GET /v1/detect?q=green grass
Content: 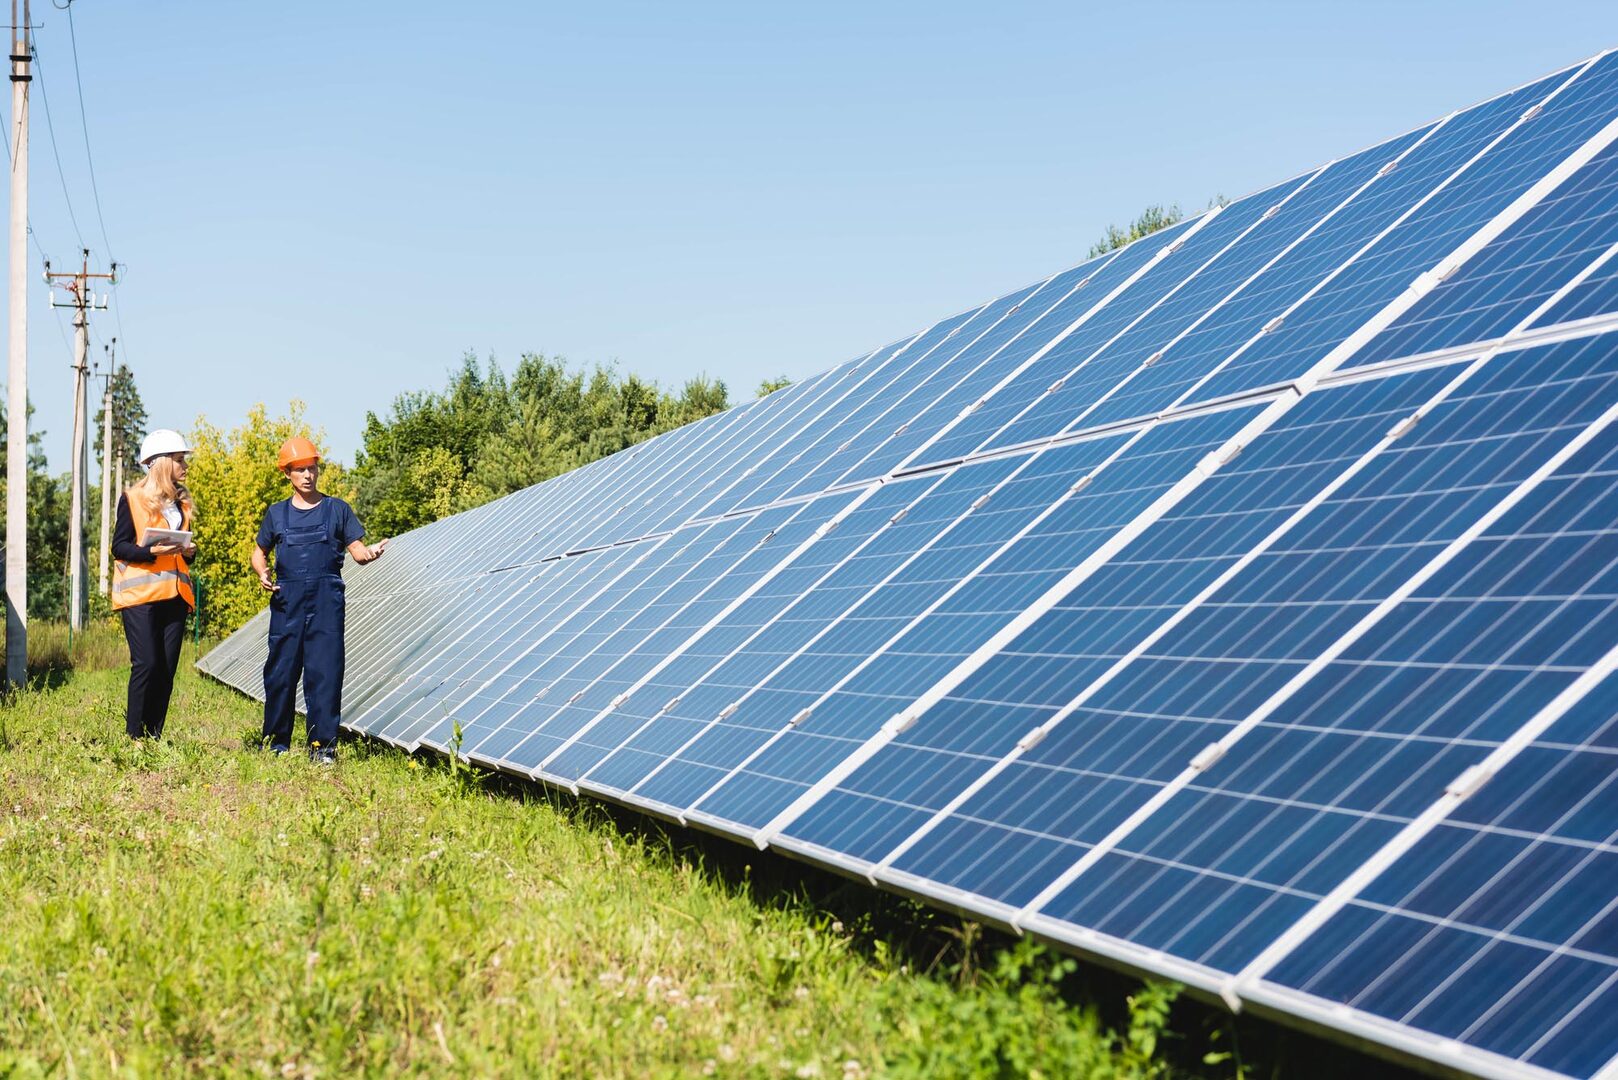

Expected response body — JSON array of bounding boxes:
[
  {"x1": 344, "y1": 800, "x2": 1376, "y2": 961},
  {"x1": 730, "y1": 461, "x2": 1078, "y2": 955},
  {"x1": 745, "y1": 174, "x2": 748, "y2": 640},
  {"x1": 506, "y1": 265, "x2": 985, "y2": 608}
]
[{"x1": 0, "y1": 644, "x2": 1209, "y2": 1079}]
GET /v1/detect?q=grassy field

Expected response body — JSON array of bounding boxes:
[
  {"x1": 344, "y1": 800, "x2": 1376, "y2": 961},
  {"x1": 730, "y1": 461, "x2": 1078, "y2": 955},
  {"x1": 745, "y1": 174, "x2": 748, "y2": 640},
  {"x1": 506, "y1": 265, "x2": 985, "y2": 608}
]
[{"x1": 0, "y1": 625, "x2": 1399, "y2": 1079}]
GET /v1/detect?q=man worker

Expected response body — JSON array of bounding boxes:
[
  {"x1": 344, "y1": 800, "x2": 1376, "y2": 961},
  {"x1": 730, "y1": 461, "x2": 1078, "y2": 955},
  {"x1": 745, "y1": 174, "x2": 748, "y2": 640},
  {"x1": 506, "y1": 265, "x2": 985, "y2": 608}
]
[{"x1": 252, "y1": 436, "x2": 389, "y2": 763}]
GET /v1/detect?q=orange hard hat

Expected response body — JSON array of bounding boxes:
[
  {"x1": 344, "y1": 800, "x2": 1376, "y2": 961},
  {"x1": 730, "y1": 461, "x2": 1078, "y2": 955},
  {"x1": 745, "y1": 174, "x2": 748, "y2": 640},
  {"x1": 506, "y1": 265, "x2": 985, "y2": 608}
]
[{"x1": 277, "y1": 436, "x2": 321, "y2": 471}]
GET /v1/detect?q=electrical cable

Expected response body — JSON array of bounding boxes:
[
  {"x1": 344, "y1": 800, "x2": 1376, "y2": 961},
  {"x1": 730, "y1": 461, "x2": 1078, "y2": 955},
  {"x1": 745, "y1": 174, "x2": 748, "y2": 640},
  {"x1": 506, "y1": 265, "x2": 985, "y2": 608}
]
[
  {"x1": 64, "y1": 0, "x2": 113, "y2": 263},
  {"x1": 31, "y1": 48, "x2": 86, "y2": 251}
]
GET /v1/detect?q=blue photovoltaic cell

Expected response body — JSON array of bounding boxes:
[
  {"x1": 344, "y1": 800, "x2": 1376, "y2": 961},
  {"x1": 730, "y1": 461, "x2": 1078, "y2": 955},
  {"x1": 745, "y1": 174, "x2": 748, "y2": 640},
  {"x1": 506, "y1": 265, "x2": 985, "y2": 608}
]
[
  {"x1": 827, "y1": 262, "x2": 1106, "y2": 486},
  {"x1": 1532, "y1": 245, "x2": 1618, "y2": 327},
  {"x1": 651, "y1": 436, "x2": 1132, "y2": 828},
  {"x1": 780, "y1": 280, "x2": 1049, "y2": 500},
  {"x1": 600, "y1": 456, "x2": 1029, "y2": 811},
  {"x1": 1066, "y1": 68, "x2": 1575, "y2": 430},
  {"x1": 978, "y1": 125, "x2": 1438, "y2": 454},
  {"x1": 337, "y1": 571, "x2": 522, "y2": 727},
  {"x1": 1354, "y1": 139, "x2": 1618, "y2": 364},
  {"x1": 1031, "y1": 334, "x2": 1618, "y2": 973},
  {"x1": 788, "y1": 364, "x2": 1459, "y2": 884},
  {"x1": 1189, "y1": 53, "x2": 1618, "y2": 403},
  {"x1": 356, "y1": 546, "x2": 648, "y2": 747},
  {"x1": 923, "y1": 173, "x2": 1321, "y2": 459},
  {"x1": 919, "y1": 216, "x2": 1211, "y2": 467},
  {"x1": 580, "y1": 459, "x2": 1026, "y2": 806},
  {"x1": 615, "y1": 358, "x2": 880, "y2": 539},
  {"x1": 828, "y1": 272, "x2": 1111, "y2": 491},
  {"x1": 527, "y1": 491, "x2": 861, "y2": 779},
  {"x1": 717, "y1": 306, "x2": 990, "y2": 513},
  {"x1": 569, "y1": 476, "x2": 954, "y2": 798},
  {"x1": 1265, "y1": 679, "x2": 1618, "y2": 1080},
  {"x1": 700, "y1": 404, "x2": 1263, "y2": 835},
  {"x1": 440, "y1": 516, "x2": 767, "y2": 762}
]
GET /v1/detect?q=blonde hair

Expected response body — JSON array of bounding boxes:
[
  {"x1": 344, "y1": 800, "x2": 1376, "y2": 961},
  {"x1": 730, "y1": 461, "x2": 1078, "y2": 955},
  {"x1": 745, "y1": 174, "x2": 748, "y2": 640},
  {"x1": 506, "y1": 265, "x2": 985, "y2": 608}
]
[{"x1": 130, "y1": 455, "x2": 194, "y2": 519}]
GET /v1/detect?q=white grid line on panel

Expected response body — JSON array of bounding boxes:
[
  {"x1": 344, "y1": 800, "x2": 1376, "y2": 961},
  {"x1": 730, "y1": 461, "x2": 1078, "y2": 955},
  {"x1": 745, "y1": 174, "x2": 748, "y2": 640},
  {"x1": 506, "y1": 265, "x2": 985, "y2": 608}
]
[
  {"x1": 1225, "y1": 627, "x2": 1618, "y2": 1009},
  {"x1": 462, "y1": 514, "x2": 790, "y2": 767},
  {"x1": 568, "y1": 470, "x2": 962, "y2": 795},
  {"x1": 858, "y1": 210, "x2": 1226, "y2": 479},
  {"x1": 524, "y1": 223, "x2": 1231, "y2": 784},
  {"x1": 382, "y1": 532, "x2": 686, "y2": 745},
  {"x1": 528, "y1": 493, "x2": 873, "y2": 784},
  {"x1": 683, "y1": 332, "x2": 938, "y2": 522},
  {"x1": 820, "y1": 70, "x2": 1618, "y2": 892},
  {"x1": 508, "y1": 362, "x2": 843, "y2": 570},
  {"x1": 1319, "y1": 308, "x2": 1618, "y2": 390},
  {"x1": 1170, "y1": 58, "x2": 1618, "y2": 411},
  {"x1": 997, "y1": 111, "x2": 1462, "y2": 455},
  {"x1": 614, "y1": 403, "x2": 1233, "y2": 826},
  {"x1": 820, "y1": 259, "x2": 1125, "y2": 491},
  {"x1": 1238, "y1": 984, "x2": 1575, "y2": 1080},
  {"x1": 773, "y1": 275, "x2": 1069, "y2": 504},
  {"x1": 871, "y1": 286, "x2": 1618, "y2": 900},
  {"x1": 1001, "y1": 247, "x2": 1618, "y2": 972},
  {"x1": 347, "y1": 544, "x2": 644, "y2": 740},
  {"x1": 1011, "y1": 374, "x2": 1618, "y2": 962},
  {"x1": 865, "y1": 370, "x2": 1511, "y2": 884},
  {"x1": 668, "y1": 411, "x2": 1265, "y2": 838},
  {"x1": 967, "y1": 138, "x2": 1405, "y2": 458},
  {"x1": 470, "y1": 499, "x2": 855, "y2": 769},
  {"x1": 611, "y1": 406, "x2": 1258, "y2": 812},
  {"x1": 721, "y1": 306, "x2": 1000, "y2": 515},
  {"x1": 558, "y1": 366, "x2": 865, "y2": 553},
  {"x1": 1219, "y1": 249, "x2": 1618, "y2": 1000},
  {"x1": 746, "y1": 394, "x2": 1298, "y2": 848}
]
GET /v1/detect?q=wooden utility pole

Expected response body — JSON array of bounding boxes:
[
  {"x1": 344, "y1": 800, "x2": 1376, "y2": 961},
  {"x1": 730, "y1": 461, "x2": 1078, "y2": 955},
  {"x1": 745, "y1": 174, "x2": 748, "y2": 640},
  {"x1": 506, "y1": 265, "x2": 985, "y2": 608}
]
[
  {"x1": 96, "y1": 338, "x2": 115, "y2": 596},
  {"x1": 46, "y1": 249, "x2": 114, "y2": 631},
  {"x1": 5, "y1": 0, "x2": 29, "y2": 686}
]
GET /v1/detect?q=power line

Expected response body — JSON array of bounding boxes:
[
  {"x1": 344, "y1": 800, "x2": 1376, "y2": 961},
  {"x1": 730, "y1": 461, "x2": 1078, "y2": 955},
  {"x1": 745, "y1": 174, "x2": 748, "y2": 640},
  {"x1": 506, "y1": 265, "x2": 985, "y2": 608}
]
[
  {"x1": 30, "y1": 49, "x2": 86, "y2": 251},
  {"x1": 63, "y1": 0, "x2": 112, "y2": 263}
]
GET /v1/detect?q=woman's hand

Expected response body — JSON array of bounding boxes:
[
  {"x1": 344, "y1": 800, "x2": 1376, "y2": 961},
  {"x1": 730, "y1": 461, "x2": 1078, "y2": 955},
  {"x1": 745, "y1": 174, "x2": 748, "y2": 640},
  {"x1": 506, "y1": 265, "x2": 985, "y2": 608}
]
[
  {"x1": 181, "y1": 543, "x2": 197, "y2": 560},
  {"x1": 149, "y1": 541, "x2": 183, "y2": 556}
]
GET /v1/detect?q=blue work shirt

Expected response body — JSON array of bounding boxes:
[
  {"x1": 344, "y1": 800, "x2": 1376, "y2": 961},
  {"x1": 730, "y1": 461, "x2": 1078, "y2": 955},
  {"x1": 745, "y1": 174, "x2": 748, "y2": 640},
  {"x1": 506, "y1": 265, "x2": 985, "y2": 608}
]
[{"x1": 257, "y1": 496, "x2": 365, "y2": 577}]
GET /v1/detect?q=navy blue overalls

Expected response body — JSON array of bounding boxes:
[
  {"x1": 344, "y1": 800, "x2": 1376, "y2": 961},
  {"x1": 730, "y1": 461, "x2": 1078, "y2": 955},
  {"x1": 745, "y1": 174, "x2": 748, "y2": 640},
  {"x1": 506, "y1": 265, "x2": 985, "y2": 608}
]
[{"x1": 262, "y1": 497, "x2": 348, "y2": 750}]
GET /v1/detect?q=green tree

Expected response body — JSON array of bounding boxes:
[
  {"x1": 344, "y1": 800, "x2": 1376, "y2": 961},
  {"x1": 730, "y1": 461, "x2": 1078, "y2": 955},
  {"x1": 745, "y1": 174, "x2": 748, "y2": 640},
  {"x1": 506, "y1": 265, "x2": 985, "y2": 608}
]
[
  {"x1": 0, "y1": 395, "x2": 71, "y2": 619},
  {"x1": 756, "y1": 375, "x2": 792, "y2": 397},
  {"x1": 351, "y1": 352, "x2": 730, "y2": 532},
  {"x1": 186, "y1": 402, "x2": 354, "y2": 635},
  {"x1": 1088, "y1": 203, "x2": 1185, "y2": 259},
  {"x1": 94, "y1": 363, "x2": 147, "y2": 477}
]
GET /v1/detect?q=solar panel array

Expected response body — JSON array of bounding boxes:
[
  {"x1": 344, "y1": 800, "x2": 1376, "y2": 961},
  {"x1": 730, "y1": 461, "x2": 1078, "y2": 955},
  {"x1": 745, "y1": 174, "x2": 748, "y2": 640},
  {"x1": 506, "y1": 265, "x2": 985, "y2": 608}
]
[{"x1": 201, "y1": 52, "x2": 1618, "y2": 1080}]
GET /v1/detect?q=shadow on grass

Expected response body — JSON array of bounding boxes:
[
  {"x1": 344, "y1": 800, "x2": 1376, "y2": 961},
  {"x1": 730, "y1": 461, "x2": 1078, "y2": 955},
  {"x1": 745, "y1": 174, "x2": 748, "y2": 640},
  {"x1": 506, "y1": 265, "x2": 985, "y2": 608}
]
[{"x1": 371, "y1": 733, "x2": 1418, "y2": 1080}]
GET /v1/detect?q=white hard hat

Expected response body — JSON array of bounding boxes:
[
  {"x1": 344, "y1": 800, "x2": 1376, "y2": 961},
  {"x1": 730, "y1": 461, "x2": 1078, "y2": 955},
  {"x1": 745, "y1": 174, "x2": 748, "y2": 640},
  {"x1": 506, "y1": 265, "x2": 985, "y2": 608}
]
[{"x1": 137, "y1": 428, "x2": 192, "y2": 467}]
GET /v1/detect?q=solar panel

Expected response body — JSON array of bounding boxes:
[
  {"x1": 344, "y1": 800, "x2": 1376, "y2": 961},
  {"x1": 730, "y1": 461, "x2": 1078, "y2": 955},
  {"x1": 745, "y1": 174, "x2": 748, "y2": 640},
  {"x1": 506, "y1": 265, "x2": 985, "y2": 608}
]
[{"x1": 200, "y1": 50, "x2": 1618, "y2": 1079}]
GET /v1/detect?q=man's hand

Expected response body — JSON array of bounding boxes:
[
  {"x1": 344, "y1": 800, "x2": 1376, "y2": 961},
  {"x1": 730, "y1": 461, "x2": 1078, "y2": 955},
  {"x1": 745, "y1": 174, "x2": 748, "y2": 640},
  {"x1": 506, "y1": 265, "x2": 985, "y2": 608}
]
[
  {"x1": 258, "y1": 569, "x2": 279, "y2": 593},
  {"x1": 370, "y1": 538, "x2": 390, "y2": 559}
]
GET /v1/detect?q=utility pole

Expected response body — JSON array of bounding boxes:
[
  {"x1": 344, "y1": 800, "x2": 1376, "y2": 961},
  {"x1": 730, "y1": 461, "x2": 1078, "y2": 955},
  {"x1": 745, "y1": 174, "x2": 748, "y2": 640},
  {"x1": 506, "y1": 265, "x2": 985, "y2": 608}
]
[
  {"x1": 96, "y1": 338, "x2": 114, "y2": 597},
  {"x1": 46, "y1": 248, "x2": 114, "y2": 631},
  {"x1": 4, "y1": 0, "x2": 29, "y2": 686}
]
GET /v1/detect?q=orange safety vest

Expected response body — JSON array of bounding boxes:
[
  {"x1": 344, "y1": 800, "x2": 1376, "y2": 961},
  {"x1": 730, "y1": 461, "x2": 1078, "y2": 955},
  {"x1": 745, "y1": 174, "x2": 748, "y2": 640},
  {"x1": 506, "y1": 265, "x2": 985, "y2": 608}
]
[{"x1": 111, "y1": 493, "x2": 195, "y2": 610}]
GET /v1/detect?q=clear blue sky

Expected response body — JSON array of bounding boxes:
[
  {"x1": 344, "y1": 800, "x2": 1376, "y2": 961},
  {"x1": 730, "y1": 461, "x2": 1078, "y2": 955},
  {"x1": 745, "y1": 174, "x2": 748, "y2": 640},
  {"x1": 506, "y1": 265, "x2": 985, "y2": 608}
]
[{"x1": 6, "y1": 1, "x2": 1616, "y2": 469}]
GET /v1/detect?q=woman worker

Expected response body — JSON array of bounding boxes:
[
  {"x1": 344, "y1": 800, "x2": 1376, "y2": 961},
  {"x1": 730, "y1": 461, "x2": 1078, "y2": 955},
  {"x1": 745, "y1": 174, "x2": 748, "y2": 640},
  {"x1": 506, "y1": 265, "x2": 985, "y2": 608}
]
[
  {"x1": 111, "y1": 429, "x2": 198, "y2": 739},
  {"x1": 251, "y1": 436, "x2": 388, "y2": 763}
]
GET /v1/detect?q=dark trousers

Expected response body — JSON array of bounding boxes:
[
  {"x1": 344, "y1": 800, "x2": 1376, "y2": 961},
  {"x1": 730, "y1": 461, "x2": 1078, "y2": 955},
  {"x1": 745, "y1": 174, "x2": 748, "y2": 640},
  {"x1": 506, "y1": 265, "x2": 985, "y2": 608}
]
[
  {"x1": 262, "y1": 576, "x2": 346, "y2": 750},
  {"x1": 121, "y1": 596, "x2": 190, "y2": 738}
]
